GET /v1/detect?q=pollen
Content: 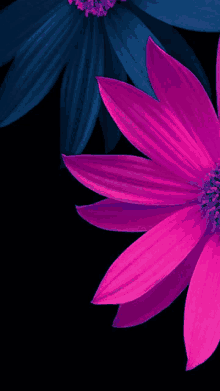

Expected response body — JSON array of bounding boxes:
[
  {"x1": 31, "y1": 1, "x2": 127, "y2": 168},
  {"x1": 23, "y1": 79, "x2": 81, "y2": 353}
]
[
  {"x1": 68, "y1": 0, "x2": 126, "y2": 17},
  {"x1": 199, "y1": 163, "x2": 220, "y2": 233}
]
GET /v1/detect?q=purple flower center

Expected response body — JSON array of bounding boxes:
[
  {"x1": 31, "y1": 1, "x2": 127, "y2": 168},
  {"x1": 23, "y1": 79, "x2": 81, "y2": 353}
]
[
  {"x1": 199, "y1": 163, "x2": 220, "y2": 233},
  {"x1": 68, "y1": 0, "x2": 126, "y2": 17}
]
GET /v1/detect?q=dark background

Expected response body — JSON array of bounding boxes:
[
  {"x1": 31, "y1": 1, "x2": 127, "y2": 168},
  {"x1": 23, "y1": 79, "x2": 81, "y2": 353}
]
[{"x1": 1, "y1": 0, "x2": 219, "y2": 383}]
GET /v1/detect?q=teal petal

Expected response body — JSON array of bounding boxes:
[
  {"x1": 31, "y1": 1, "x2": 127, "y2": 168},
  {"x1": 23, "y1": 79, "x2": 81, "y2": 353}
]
[
  {"x1": 127, "y1": 1, "x2": 212, "y2": 100},
  {"x1": 105, "y1": 4, "x2": 165, "y2": 98},
  {"x1": 0, "y1": 0, "x2": 65, "y2": 66},
  {"x1": 132, "y1": 0, "x2": 220, "y2": 32},
  {"x1": 0, "y1": 2, "x2": 82, "y2": 127},
  {"x1": 99, "y1": 21, "x2": 127, "y2": 153},
  {"x1": 60, "y1": 17, "x2": 104, "y2": 155}
]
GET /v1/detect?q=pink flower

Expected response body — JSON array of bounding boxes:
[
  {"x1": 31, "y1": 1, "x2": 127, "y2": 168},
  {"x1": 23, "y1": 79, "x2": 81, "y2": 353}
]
[{"x1": 62, "y1": 37, "x2": 220, "y2": 371}]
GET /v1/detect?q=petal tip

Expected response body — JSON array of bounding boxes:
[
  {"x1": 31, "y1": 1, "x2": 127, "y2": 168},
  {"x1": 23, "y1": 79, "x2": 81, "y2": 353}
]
[
  {"x1": 75, "y1": 204, "x2": 86, "y2": 219},
  {"x1": 112, "y1": 317, "x2": 121, "y2": 328},
  {"x1": 76, "y1": 203, "x2": 93, "y2": 215},
  {"x1": 147, "y1": 36, "x2": 154, "y2": 45},
  {"x1": 75, "y1": 205, "x2": 84, "y2": 216},
  {"x1": 96, "y1": 76, "x2": 114, "y2": 86},
  {"x1": 185, "y1": 360, "x2": 195, "y2": 371},
  {"x1": 147, "y1": 36, "x2": 157, "y2": 51},
  {"x1": 96, "y1": 76, "x2": 104, "y2": 85},
  {"x1": 91, "y1": 291, "x2": 114, "y2": 305},
  {"x1": 62, "y1": 154, "x2": 67, "y2": 167},
  {"x1": 61, "y1": 154, "x2": 68, "y2": 164},
  {"x1": 146, "y1": 37, "x2": 163, "y2": 72},
  {"x1": 112, "y1": 316, "x2": 133, "y2": 328},
  {"x1": 91, "y1": 290, "x2": 102, "y2": 304},
  {"x1": 147, "y1": 36, "x2": 164, "y2": 58},
  {"x1": 91, "y1": 296, "x2": 101, "y2": 305}
]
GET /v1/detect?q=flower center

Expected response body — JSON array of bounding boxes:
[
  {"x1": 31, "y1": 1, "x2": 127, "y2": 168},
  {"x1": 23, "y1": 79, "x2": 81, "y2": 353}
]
[
  {"x1": 198, "y1": 163, "x2": 220, "y2": 233},
  {"x1": 68, "y1": 0, "x2": 126, "y2": 17}
]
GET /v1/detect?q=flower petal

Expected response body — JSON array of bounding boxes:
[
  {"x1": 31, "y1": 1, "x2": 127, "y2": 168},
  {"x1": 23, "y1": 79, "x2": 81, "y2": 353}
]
[
  {"x1": 113, "y1": 234, "x2": 209, "y2": 327},
  {"x1": 104, "y1": 3, "x2": 165, "y2": 98},
  {"x1": 62, "y1": 154, "x2": 199, "y2": 206},
  {"x1": 96, "y1": 76, "x2": 213, "y2": 183},
  {"x1": 0, "y1": 0, "x2": 64, "y2": 66},
  {"x1": 60, "y1": 17, "x2": 104, "y2": 155},
  {"x1": 92, "y1": 204, "x2": 207, "y2": 304},
  {"x1": 98, "y1": 26, "x2": 127, "y2": 153},
  {"x1": 184, "y1": 234, "x2": 220, "y2": 371},
  {"x1": 126, "y1": 1, "x2": 212, "y2": 100},
  {"x1": 134, "y1": 0, "x2": 220, "y2": 32},
  {"x1": 0, "y1": 2, "x2": 83, "y2": 127},
  {"x1": 76, "y1": 199, "x2": 187, "y2": 232},
  {"x1": 147, "y1": 37, "x2": 220, "y2": 163},
  {"x1": 217, "y1": 36, "x2": 220, "y2": 120}
]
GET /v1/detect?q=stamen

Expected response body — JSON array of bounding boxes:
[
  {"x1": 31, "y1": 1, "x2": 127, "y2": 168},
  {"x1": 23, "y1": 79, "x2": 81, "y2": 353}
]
[
  {"x1": 199, "y1": 162, "x2": 220, "y2": 233},
  {"x1": 68, "y1": 0, "x2": 126, "y2": 17}
]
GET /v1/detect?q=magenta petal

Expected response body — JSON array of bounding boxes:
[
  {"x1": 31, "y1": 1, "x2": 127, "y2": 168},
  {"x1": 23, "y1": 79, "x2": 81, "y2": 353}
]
[
  {"x1": 92, "y1": 205, "x2": 207, "y2": 305},
  {"x1": 62, "y1": 154, "x2": 199, "y2": 206},
  {"x1": 96, "y1": 77, "x2": 213, "y2": 185},
  {"x1": 113, "y1": 234, "x2": 209, "y2": 328},
  {"x1": 76, "y1": 199, "x2": 189, "y2": 232},
  {"x1": 184, "y1": 234, "x2": 220, "y2": 371},
  {"x1": 217, "y1": 37, "x2": 220, "y2": 121},
  {"x1": 147, "y1": 38, "x2": 220, "y2": 163}
]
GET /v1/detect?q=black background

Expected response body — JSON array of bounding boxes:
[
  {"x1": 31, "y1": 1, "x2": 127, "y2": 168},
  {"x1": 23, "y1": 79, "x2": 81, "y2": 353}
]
[{"x1": 1, "y1": 0, "x2": 219, "y2": 383}]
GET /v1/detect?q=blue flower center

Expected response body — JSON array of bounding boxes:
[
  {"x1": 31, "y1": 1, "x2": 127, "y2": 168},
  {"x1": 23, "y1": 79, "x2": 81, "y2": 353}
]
[
  {"x1": 198, "y1": 163, "x2": 220, "y2": 233},
  {"x1": 68, "y1": 0, "x2": 126, "y2": 17}
]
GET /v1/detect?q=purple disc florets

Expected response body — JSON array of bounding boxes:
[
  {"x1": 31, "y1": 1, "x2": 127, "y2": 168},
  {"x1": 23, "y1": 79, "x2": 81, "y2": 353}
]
[
  {"x1": 68, "y1": 0, "x2": 126, "y2": 17},
  {"x1": 198, "y1": 163, "x2": 220, "y2": 233}
]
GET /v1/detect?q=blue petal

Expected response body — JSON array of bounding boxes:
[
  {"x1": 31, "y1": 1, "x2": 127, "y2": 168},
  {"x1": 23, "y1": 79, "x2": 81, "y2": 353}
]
[
  {"x1": 127, "y1": 1, "x2": 212, "y2": 100},
  {"x1": 0, "y1": 3, "x2": 83, "y2": 127},
  {"x1": 105, "y1": 4, "x2": 165, "y2": 98},
  {"x1": 60, "y1": 18, "x2": 104, "y2": 156},
  {"x1": 105, "y1": 3, "x2": 212, "y2": 101},
  {"x1": 0, "y1": 0, "x2": 65, "y2": 66},
  {"x1": 99, "y1": 23, "x2": 127, "y2": 153},
  {"x1": 132, "y1": 0, "x2": 220, "y2": 32}
]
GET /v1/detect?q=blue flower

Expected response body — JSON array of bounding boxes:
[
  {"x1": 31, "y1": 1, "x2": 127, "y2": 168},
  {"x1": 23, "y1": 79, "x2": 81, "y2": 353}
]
[{"x1": 0, "y1": 0, "x2": 219, "y2": 155}]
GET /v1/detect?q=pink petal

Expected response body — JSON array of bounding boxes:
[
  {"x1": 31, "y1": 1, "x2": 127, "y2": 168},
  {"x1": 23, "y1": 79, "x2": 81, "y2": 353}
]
[
  {"x1": 147, "y1": 38, "x2": 220, "y2": 163},
  {"x1": 76, "y1": 199, "x2": 188, "y2": 232},
  {"x1": 113, "y1": 234, "x2": 209, "y2": 328},
  {"x1": 96, "y1": 77, "x2": 213, "y2": 185},
  {"x1": 217, "y1": 37, "x2": 220, "y2": 121},
  {"x1": 184, "y1": 234, "x2": 220, "y2": 371},
  {"x1": 92, "y1": 204, "x2": 207, "y2": 304},
  {"x1": 62, "y1": 154, "x2": 199, "y2": 206}
]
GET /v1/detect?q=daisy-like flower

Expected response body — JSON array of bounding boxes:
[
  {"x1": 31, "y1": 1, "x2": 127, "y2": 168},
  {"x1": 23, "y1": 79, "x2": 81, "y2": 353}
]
[
  {"x1": 62, "y1": 37, "x2": 220, "y2": 370},
  {"x1": 0, "y1": 1, "x2": 218, "y2": 156}
]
